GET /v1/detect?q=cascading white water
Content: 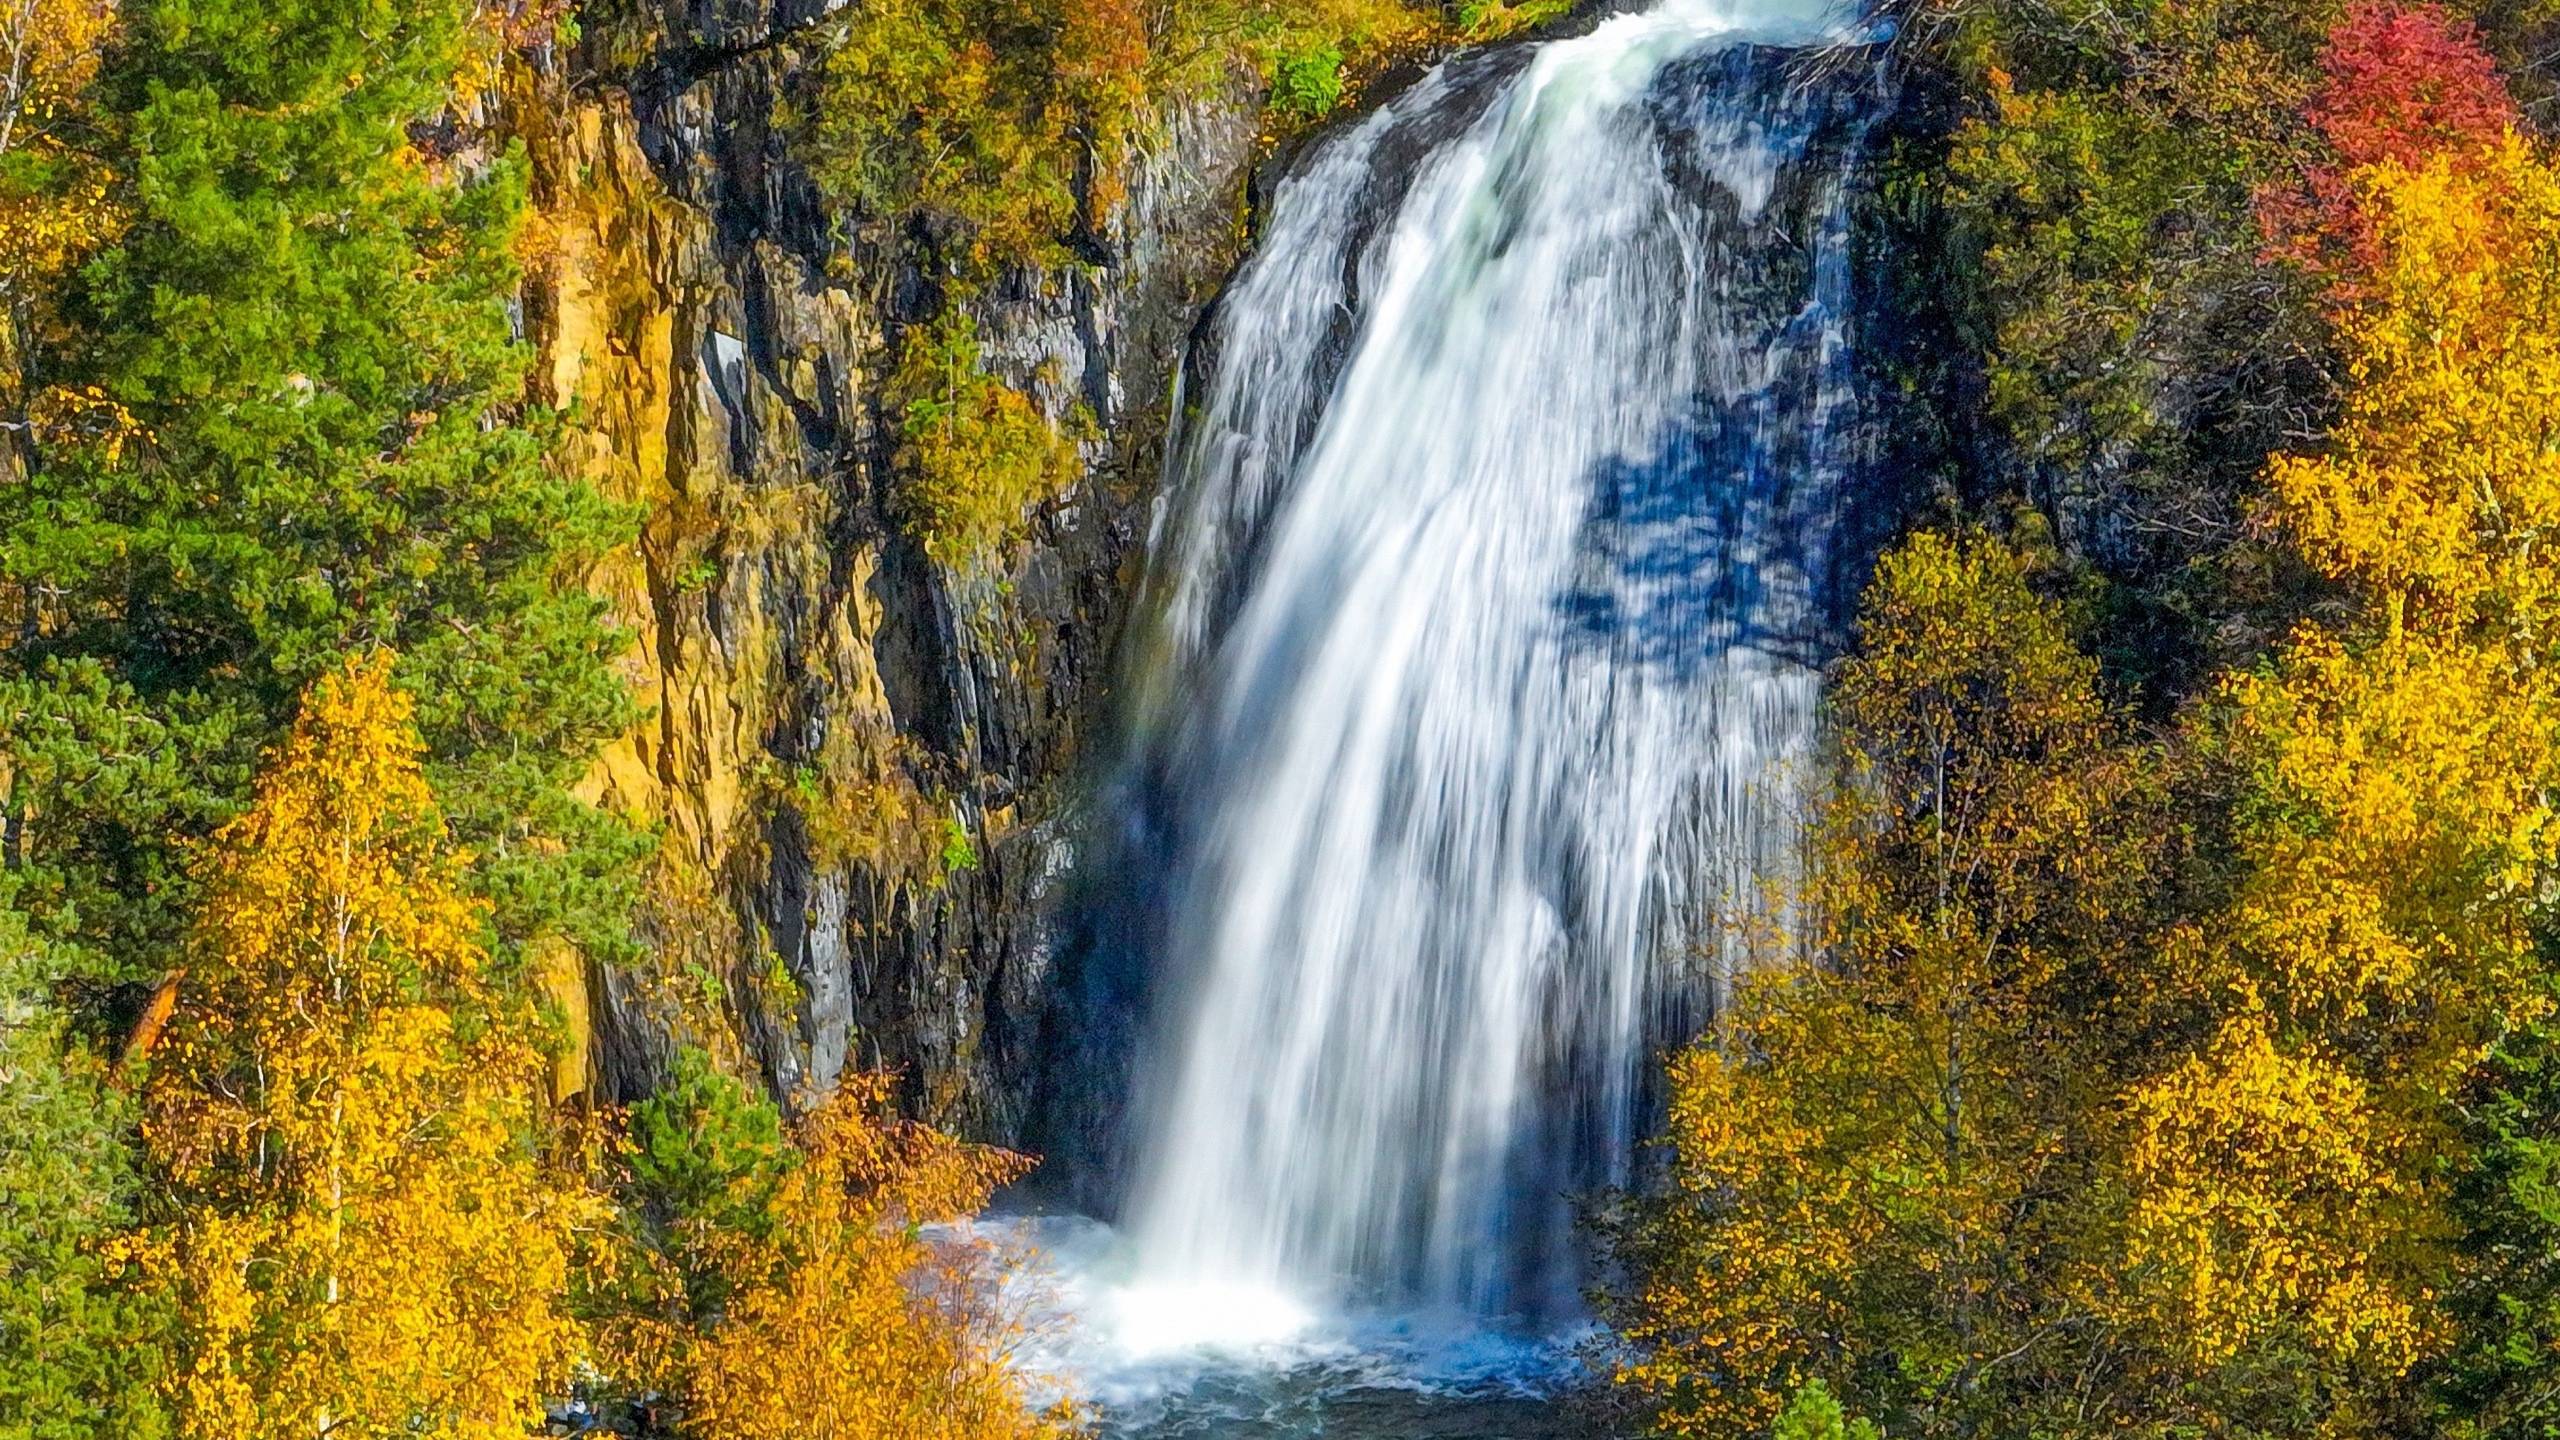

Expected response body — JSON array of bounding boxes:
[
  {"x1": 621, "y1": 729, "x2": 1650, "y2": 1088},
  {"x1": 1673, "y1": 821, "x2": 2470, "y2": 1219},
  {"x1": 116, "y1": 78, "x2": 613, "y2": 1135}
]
[{"x1": 1096, "y1": 0, "x2": 1881, "y2": 1353}]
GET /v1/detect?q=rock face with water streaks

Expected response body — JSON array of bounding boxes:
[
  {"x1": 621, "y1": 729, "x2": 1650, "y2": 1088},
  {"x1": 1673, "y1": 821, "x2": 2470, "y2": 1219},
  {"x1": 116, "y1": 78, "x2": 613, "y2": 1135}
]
[{"x1": 503, "y1": 3, "x2": 1257, "y2": 1138}]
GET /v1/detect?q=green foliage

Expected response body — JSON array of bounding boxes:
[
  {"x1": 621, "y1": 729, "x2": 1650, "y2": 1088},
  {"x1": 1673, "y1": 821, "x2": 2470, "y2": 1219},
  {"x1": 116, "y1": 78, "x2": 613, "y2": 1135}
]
[
  {"x1": 2434, "y1": 1014, "x2": 2560, "y2": 1439},
  {"x1": 0, "y1": 0, "x2": 647, "y2": 997},
  {"x1": 626, "y1": 1047, "x2": 794, "y2": 1235},
  {"x1": 1272, "y1": 43, "x2": 1349, "y2": 116},
  {"x1": 1945, "y1": 87, "x2": 2203, "y2": 476},
  {"x1": 759, "y1": 731, "x2": 951, "y2": 882},
  {"x1": 673, "y1": 554, "x2": 721, "y2": 593},
  {"x1": 1905, "y1": 0, "x2": 2343, "y2": 683},
  {"x1": 940, "y1": 816, "x2": 980, "y2": 876},
  {"x1": 1771, "y1": 1382, "x2": 1881, "y2": 1440},
  {"x1": 799, "y1": 0, "x2": 1092, "y2": 269},
  {"x1": 891, "y1": 310, "x2": 1082, "y2": 568},
  {"x1": 0, "y1": 911, "x2": 170, "y2": 1440}
]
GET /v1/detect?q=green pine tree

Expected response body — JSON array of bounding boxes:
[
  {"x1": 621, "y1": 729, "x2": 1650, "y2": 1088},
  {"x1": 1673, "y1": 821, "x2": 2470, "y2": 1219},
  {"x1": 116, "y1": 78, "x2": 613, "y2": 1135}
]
[
  {"x1": 2435, "y1": 1011, "x2": 2560, "y2": 1440},
  {"x1": 0, "y1": 908, "x2": 170, "y2": 1439},
  {"x1": 0, "y1": 0, "x2": 644, "y2": 996}
]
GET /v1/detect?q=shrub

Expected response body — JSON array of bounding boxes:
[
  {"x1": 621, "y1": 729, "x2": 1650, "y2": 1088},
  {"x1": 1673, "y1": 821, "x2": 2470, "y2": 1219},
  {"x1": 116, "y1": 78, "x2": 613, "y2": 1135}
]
[{"x1": 891, "y1": 311, "x2": 1083, "y2": 569}]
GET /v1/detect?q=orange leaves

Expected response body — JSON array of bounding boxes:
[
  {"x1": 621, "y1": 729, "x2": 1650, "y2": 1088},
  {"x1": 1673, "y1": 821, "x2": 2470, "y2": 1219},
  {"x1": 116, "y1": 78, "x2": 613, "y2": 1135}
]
[
  {"x1": 2228, "y1": 124, "x2": 2560, "y2": 1064},
  {"x1": 128, "y1": 657, "x2": 1052, "y2": 1439},
  {"x1": 2219, "y1": 136, "x2": 2560, "y2": 1078},
  {"x1": 25, "y1": 384, "x2": 149, "y2": 465},
  {"x1": 1055, "y1": 0, "x2": 1150, "y2": 211},
  {"x1": 1055, "y1": 0, "x2": 1149, "y2": 102},
  {"x1": 1615, "y1": 985, "x2": 1882, "y2": 1436},
  {"x1": 0, "y1": 0, "x2": 111, "y2": 158},
  {"x1": 1620, "y1": 6, "x2": 2554, "y2": 1429},
  {"x1": 136, "y1": 653, "x2": 596, "y2": 1440},
  {"x1": 801, "y1": 1071, "x2": 1036, "y2": 1228},
  {"x1": 609, "y1": 1072, "x2": 1057, "y2": 1440}
]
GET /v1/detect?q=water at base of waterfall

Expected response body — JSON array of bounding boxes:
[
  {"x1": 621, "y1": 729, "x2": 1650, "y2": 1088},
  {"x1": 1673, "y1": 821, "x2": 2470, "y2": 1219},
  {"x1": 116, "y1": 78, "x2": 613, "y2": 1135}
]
[{"x1": 989, "y1": 1216, "x2": 1633, "y2": 1439}]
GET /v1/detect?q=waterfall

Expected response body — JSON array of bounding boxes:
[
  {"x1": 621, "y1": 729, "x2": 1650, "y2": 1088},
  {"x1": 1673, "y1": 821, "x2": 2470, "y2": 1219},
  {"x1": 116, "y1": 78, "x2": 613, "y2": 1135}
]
[{"x1": 1090, "y1": 0, "x2": 1884, "y2": 1347}]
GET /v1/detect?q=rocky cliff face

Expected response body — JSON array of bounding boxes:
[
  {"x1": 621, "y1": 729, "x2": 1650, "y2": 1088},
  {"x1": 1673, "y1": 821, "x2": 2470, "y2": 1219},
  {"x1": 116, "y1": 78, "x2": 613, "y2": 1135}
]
[{"x1": 503, "y1": 5, "x2": 1258, "y2": 1141}]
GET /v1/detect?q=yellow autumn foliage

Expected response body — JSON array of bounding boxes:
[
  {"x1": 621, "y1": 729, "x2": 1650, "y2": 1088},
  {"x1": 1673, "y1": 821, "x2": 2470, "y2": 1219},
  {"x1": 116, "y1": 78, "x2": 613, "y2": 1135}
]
[
  {"x1": 2221, "y1": 630, "x2": 2556, "y2": 1052},
  {"x1": 2115, "y1": 1013, "x2": 2440, "y2": 1371},
  {"x1": 2102, "y1": 133, "x2": 2560, "y2": 1396},
  {"x1": 605, "y1": 1071, "x2": 1060, "y2": 1440},
  {"x1": 133, "y1": 654, "x2": 595, "y2": 1440},
  {"x1": 0, "y1": 0, "x2": 123, "y2": 293},
  {"x1": 2267, "y1": 137, "x2": 2560, "y2": 641},
  {"x1": 1617, "y1": 530, "x2": 2165, "y2": 1436},
  {"x1": 1617, "y1": 979, "x2": 1885, "y2": 1434}
]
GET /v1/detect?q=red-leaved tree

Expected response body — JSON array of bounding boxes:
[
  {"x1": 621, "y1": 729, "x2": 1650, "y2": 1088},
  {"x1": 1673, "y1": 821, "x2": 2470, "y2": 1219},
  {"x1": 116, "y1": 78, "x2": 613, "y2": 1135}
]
[{"x1": 2258, "y1": 1, "x2": 2518, "y2": 287}]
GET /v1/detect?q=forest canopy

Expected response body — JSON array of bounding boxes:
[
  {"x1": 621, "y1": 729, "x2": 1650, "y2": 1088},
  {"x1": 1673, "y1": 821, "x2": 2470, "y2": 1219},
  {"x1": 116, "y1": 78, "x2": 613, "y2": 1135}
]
[
  {"x1": 5, "y1": 0, "x2": 2560, "y2": 1434},
  {"x1": 1612, "y1": 1, "x2": 2560, "y2": 1436}
]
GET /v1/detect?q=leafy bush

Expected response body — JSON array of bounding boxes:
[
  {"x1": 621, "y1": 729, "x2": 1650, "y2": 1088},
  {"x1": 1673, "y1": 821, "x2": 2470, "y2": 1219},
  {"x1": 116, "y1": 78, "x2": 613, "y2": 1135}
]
[
  {"x1": 1456, "y1": 0, "x2": 1572, "y2": 39},
  {"x1": 799, "y1": 0, "x2": 1450, "y2": 273},
  {"x1": 891, "y1": 311, "x2": 1083, "y2": 568},
  {"x1": 799, "y1": 0, "x2": 1092, "y2": 269},
  {"x1": 940, "y1": 816, "x2": 980, "y2": 876},
  {"x1": 1272, "y1": 43, "x2": 1349, "y2": 116},
  {"x1": 1770, "y1": 1383, "x2": 1881, "y2": 1440}
]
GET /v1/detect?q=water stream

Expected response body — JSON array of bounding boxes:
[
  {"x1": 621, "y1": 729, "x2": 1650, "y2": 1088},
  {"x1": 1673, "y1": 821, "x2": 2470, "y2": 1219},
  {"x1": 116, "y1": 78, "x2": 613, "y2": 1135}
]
[{"x1": 1022, "y1": 3, "x2": 1888, "y2": 1430}]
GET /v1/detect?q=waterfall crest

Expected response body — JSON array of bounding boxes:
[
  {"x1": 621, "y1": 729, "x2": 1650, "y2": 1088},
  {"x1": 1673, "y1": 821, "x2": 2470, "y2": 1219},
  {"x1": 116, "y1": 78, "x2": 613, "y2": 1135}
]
[{"x1": 1100, "y1": 0, "x2": 1885, "y2": 1339}]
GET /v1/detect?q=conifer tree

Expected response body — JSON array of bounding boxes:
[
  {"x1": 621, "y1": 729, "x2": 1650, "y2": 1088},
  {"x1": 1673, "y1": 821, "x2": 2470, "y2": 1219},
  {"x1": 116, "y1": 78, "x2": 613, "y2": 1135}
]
[
  {"x1": 0, "y1": 0, "x2": 641, "y2": 1001},
  {"x1": 0, "y1": 908, "x2": 169, "y2": 1440}
]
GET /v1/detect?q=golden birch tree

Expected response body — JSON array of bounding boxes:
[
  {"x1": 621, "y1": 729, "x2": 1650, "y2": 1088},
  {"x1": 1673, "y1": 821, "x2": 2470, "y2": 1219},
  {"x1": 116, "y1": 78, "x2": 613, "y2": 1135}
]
[
  {"x1": 0, "y1": 0, "x2": 117, "y2": 294},
  {"x1": 134, "y1": 653, "x2": 592, "y2": 1440},
  {"x1": 1614, "y1": 529, "x2": 2168, "y2": 1437}
]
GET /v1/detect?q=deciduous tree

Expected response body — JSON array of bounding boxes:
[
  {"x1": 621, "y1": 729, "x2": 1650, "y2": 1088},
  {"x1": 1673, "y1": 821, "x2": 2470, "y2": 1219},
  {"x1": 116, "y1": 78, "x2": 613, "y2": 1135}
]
[
  {"x1": 1613, "y1": 529, "x2": 2168, "y2": 1438},
  {"x1": 135, "y1": 655, "x2": 592, "y2": 1440},
  {"x1": 2100, "y1": 97, "x2": 2560, "y2": 1436},
  {"x1": 598, "y1": 1058, "x2": 1058, "y2": 1440},
  {"x1": 0, "y1": 0, "x2": 118, "y2": 294}
]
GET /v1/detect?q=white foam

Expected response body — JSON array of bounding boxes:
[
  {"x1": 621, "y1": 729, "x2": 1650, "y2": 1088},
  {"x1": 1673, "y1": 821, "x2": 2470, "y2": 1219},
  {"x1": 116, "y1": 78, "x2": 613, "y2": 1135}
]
[
  {"x1": 1113, "y1": 0, "x2": 1874, "y2": 1326},
  {"x1": 1106, "y1": 1279, "x2": 1318, "y2": 1357},
  {"x1": 989, "y1": 1214, "x2": 1603, "y2": 1427}
]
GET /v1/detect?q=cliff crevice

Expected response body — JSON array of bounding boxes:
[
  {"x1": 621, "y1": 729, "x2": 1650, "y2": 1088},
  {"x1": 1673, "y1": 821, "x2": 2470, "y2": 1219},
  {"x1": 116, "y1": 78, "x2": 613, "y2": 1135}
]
[{"x1": 503, "y1": 10, "x2": 1258, "y2": 1138}]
